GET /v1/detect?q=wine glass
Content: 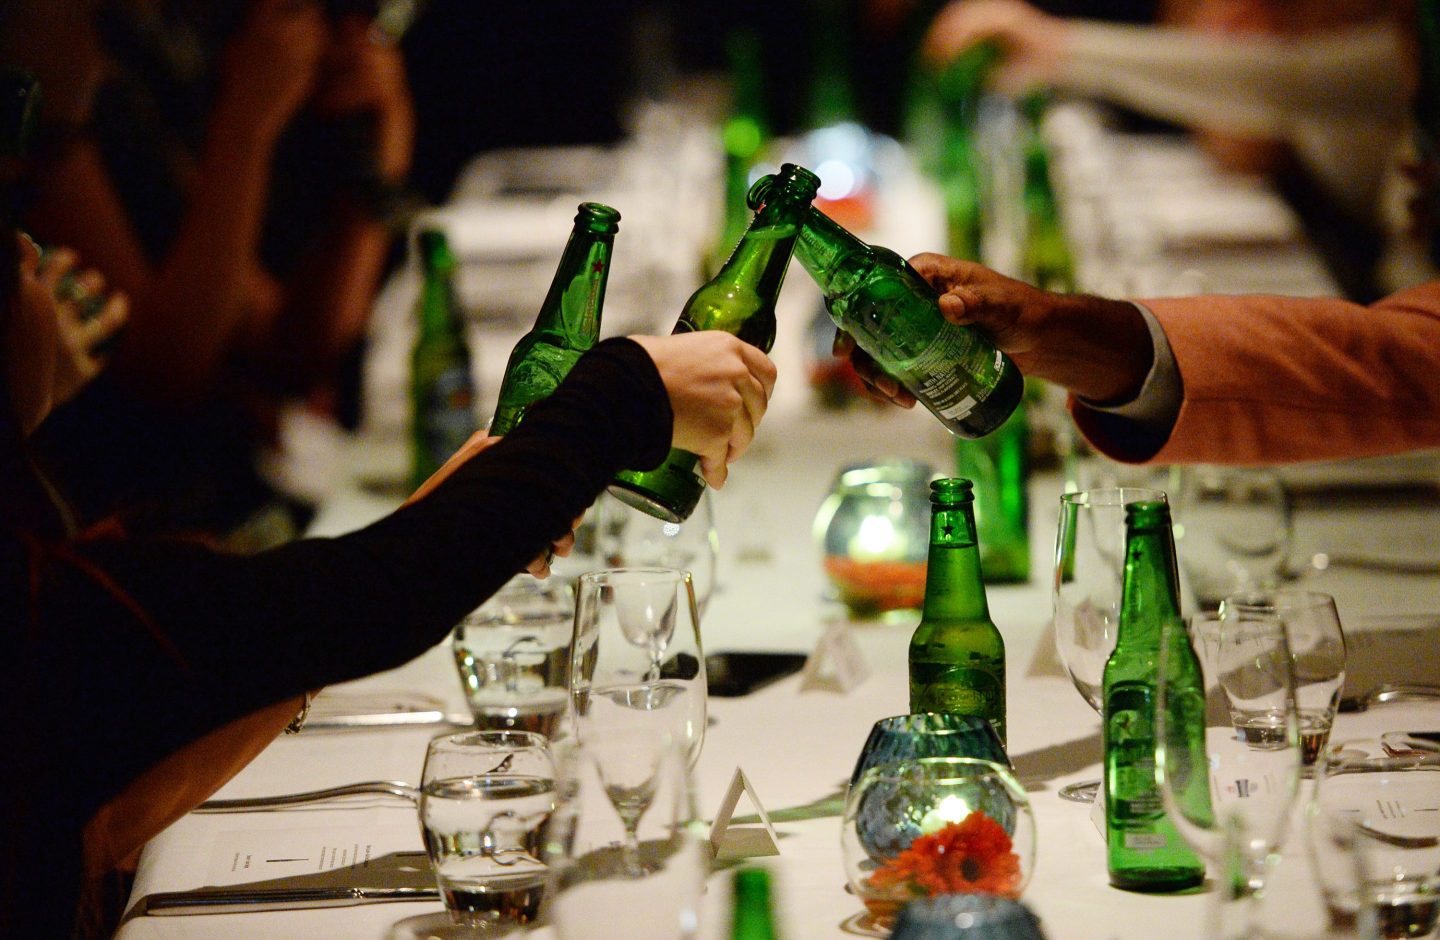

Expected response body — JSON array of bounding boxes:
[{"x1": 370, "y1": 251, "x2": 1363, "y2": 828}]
[
  {"x1": 1221, "y1": 590, "x2": 1346, "y2": 765},
  {"x1": 570, "y1": 568, "x2": 707, "y2": 767},
  {"x1": 1308, "y1": 737, "x2": 1440, "y2": 939},
  {"x1": 1052, "y1": 486, "x2": 1167, "y2": 802},
  {"x1": 1155, "y1": 613, "x2": 1302, "y2": 923},
  {"x1": 1173, "y1": 467, "x2": 1293, "y2": 610},
  {"x1": 417, "y1": 731, "x2": 558, "y2": 934},
  {"x1": 543, "y1": 737, "x2": 706, "y2": 938},
  {"x1": 595, "y1": 490, "x2": 720, "y2": 614}
]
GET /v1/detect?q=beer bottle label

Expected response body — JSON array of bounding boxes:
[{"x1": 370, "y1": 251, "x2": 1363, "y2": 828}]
[
  {"x1": 420, "y1": 365, "x2": 475, "y2": 465},
  {"x1": 905, "y1": 322, "x2": 1006, "y2": 420}
]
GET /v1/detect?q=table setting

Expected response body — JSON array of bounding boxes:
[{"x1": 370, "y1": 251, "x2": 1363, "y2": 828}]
[{"x1": 114, "y1": 95, "x2": 1440, "y2": 940}]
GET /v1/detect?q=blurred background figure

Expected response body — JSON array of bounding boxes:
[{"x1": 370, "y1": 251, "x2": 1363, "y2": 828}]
[
  {"x1": 922, "y1": 0, "x2": 1416, "y2": 300},
  {"x1": 1, "y1": 0, "x2": 415, "y2": 544}
]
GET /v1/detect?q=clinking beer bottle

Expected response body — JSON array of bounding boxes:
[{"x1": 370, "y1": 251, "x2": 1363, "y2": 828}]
[
  {"x1": 770, "y1": 186, "x2": 1023, "y2": 439},
  {"x1": 909, "y1": 478, "x2": 1007, "y2": 746},
  {"x1": 609, "y1": 163, "x2": 821, "y2": 523},
  {"x1": 489, "y1": 203, "x2": 619, "y2": 436},
  {"x1": 1103, "y1": 499, "x2": 1207, "y2": 892},
  {"x1": 955, "y1": 400, "x2": 1030, "y2": 583},
  {"x1": 410, "y1": 227, "x2": 478, "y2": 489},
  {"x1": 730, "y1": 867, "x2": 779, "y2": 940}
]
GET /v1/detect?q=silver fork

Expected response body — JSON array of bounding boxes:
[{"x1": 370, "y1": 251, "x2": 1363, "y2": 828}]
[{"x1": 194, "y1": 781, "x2": 419, "y2": 814}]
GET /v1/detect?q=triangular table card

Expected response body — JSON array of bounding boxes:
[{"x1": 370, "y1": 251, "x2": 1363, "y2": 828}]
[
  {"x1": 799, "y1": 619, "x2": 869, "y2": 694},
  {"x1": 708, "y1": 767, "x2": 780, "y2": 861}
]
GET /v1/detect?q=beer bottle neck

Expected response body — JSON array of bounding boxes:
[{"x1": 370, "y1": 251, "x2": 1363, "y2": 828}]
[
  {"x1": 418, "y1": 259, "x2": 458, "y2": 335},
  {"x1": 730, "y1": 870, "x2": 776, "y2": 940},
  {"x1": 714, "y1": 195, "x2": 808, "y2": 299},
  {"x1": 922, "y1": 501, "x2": 992, "y2": 621},
  {"x1": 1116, "y1": 516, "x2": 1184, "y2": 651},
  {"x1": 534, "y1": 228, "x2": 613, "y2": 350},
  {"x1": 793, "y1": 207, "x2": 873, "y2": 301}
]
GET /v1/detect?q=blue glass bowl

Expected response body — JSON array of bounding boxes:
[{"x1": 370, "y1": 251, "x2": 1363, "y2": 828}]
[
  {"x1": 891, "y1": 895, "x2": 1046, "y2": 940},
  {"x1": 849, "y1": 713, "x2": 1010, "y2": 789}
]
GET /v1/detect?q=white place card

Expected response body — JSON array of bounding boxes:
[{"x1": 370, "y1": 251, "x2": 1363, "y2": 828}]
[
  {"x1": 709, "y1": 767, "x2": 779, "y2": 861},
  {"x1": 203, "y1": 819, "x2": 425, "y2": 887},
  {"x1": 799, "y1": 620, "x2": 869, "y2": 694}
]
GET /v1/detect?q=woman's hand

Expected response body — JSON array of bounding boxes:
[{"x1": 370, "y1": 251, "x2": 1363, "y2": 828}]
[
  {"x1": 628, "y1": 332, "x2": 778, "y2": 490},
  {"x1": 924, "y1": 0, "x2": 1070, "y2": 94},
  {"x1": 36, "y1": 247, "x2": 129, "y2": 407}
]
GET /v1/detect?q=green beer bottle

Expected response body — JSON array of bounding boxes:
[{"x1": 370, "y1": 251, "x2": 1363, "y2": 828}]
[
  {"x1": 713, "y1": 31, "x2": 770, "y2": 275},
  {"x1": 937, "y1": 42, "x2": 1001, "y2": 262},
  {"x1": 777, "y1": 193, "x2": 1024, "y2": 439},
  {"x1": 489, "y1": 203, "x2": 619, "y2": 436},
  {"x1": 1102, "y1": 499, "x2": 1207, "y2": 892},
  {"x1": 955, "y1": 400, "x2": 1030, "y2": 583},
  {"x1": 410, "y1": 227, "x2": 478, "y2": 489},
  {"x1": 730, "y1": 867, "x2": 779, "y2": 940},
  {"x1": 609, "y1": 164, "x2": 821, "y2": 523},
  {"x1": 1018, "y1": 93, "x2": 1077, "y2": 293},
  {"x1": 909, "y1": 478, "x2": 1007, "y2": 746}
]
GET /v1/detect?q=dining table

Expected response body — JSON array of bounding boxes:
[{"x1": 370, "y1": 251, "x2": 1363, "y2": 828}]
[{"x1": 116, "y1": 104, "x2": 1440, "y2": 940}]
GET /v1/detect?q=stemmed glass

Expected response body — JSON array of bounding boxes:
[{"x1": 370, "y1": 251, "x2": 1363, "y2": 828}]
[
  {"x1": 1052, "y1": 486, "x2": 1167, "y2": 802},
  {"x1": 1173, "y1": 467, "x2": 1292, "y2": 609},
  {"x1": 594, "y1": 490, "x2": 720, "y2": 614},
  {"x1": 543, "y1": 737, "x2": 706, "y2": 936},
  {"x1": 1155, "y1": 613, "x2": 1302, "y2": 929},
  {"x1": 417, "y1": 731, "x2": 557, "y2": 934},
  {"x1": 1307, "y1": 737, "x2": 1440, "y2": 939},
  {"x1": 1221, "y1": 590, "x2": 1346, "y2": 765}
]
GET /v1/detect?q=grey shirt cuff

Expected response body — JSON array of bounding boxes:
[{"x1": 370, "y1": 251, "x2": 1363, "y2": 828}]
[{"x1": 1076, "y1": 302, "x2": 1182, "y2": 436}]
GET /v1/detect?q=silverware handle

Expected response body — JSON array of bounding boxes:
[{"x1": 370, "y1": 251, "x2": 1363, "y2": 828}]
[
  {"x1": 194, "y1": 781, "x2": 417, "y2": 813},
  {"x1": 145, "y1": 886, "x2": 436, "y2": 915}
]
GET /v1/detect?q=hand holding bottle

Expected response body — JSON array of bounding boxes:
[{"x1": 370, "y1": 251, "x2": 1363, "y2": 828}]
[
  {"x1": 629, "y1": 332, "x2": 777, "y2": 490},
  {"x1": 836, "y1": 252, "x2": 1154, "y2": 407},
  {"x1": 923, "y1": 0, "x2": 1070, "y2": 93}
]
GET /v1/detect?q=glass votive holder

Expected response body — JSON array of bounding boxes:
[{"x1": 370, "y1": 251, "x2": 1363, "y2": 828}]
[
  {"x1": 891, "y1": 895, "x2": 1047, "y2": 940},
  {"x1": 849, "y1": 714, "x2": 1010, "y2": 789},
  {"x1": 841, "y1": 757, "x2": 1035, "y2": 926},
  {"x1": 813, "y1": 459, "x2": 935, "y2": 617}
]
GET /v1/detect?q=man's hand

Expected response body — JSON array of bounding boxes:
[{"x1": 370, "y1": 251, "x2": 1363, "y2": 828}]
[
  {"x1": 629, "y1": 332, "x2": 778, "y2": 490},
  {"x1": 835, "y1": 253, "x2": 1154, "y2": 406},
  {"x1": 924, "y1": 0, "x2": 1070, "y2": 94}
]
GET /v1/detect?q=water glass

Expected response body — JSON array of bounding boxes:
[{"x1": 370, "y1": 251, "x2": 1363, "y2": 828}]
[
  {"x1": 571, "y1": 568, "x2": 707, "y2": 766},
  {"x1": 594, "y1": 490, "x2": 720, "y2": 614},
  {"x1": 1221, "y1": 590, "x2": 1346, "y2": 764},
  {"x1": 418, "y1": 731, "x2": 557, "y2": 932},
  {"x1": 452, "y1": 576, "x2": 575, "y2": 739},
  {"x1": 543, "y1": 737, "x2": 706, "y2": 940},
  {"x1": 1308, "y1": 738, "x2": 1440, "y2": 939}
]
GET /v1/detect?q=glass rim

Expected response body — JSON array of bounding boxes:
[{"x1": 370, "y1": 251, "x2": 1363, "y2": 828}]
[
  {"x1": 429, "y1": 729, "x2": 551, "y2": 753},
  {"x1": 1219, "y1": 589, "x2": 1338, "y2": 614},
  {"x1": 869, "y1": 713, "x2": 998, "y2": 734},
  {"x1": 851, "y1": 755, "x2": 1025, "y2": 795},
  {"x1": 1059, "y1": 486, "x2": 1168, "y2": 508},
  {"x1": 576, "y1": 566, "x2": 694, "y2": 586}
]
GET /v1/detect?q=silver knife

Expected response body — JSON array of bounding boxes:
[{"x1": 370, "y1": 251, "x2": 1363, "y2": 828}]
[{"x1": 145, "y1": 884, "x2": 439, "y2": 915}]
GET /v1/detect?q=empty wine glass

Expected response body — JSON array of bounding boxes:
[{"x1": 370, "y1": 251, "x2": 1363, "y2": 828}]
[
  {"x1": 543, "y1": 737, "x2": 706, "y2": 938},
  {"x1": 1222, "y1": 590, "x2": 1346, "y2": 765},
  {"x1": 570, "y1": 568, "x2": 707, "y2": 767},
  {"x1": 595, "y1": 490, "x2": 719, "y2": 614},
  {"x1": 1308, "y1": 737, "x2": 1440, "y2": 940},
  {"x1": 1173, "y1": 466, "x2": 1292, "y2": 610},
  {"x1": 1052, "y1": 486, "x2": 1167, "y2": 802},
  {"x1": 418, "y1": 731, "x2": 557, "y2": 934},
  {"x1": 1156, "y1": 614, "x2": 1302, "y2": 928}
]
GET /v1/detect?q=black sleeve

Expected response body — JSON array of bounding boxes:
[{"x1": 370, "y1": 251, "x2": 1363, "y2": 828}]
[{"x1": 44, "y1": 338, "x2": 671, "y2": 789}]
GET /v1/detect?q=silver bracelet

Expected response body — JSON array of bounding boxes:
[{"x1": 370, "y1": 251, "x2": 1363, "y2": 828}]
[{"x1": 283, "y1": 691, "x2": 314, "y2": 735}]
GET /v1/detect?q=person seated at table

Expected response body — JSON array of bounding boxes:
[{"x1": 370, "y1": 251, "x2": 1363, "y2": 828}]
[
  {"x1": 922, "y1": 0, "x2": 1414, "y2": 294},
  {"x1": 836, "y1": 253, "x2": 1440, "y2": 464},
  {"x1": 1, "y1": 0, "x2": 414, "y2": 543},
  {"x1": 0, "y1": 221, "x2": 778, "y2": 937}
]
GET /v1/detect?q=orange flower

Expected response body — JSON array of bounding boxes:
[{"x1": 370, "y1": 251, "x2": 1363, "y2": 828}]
[{"x1": 868, "y1": 811, "x2": 1022, "y2": 900}]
